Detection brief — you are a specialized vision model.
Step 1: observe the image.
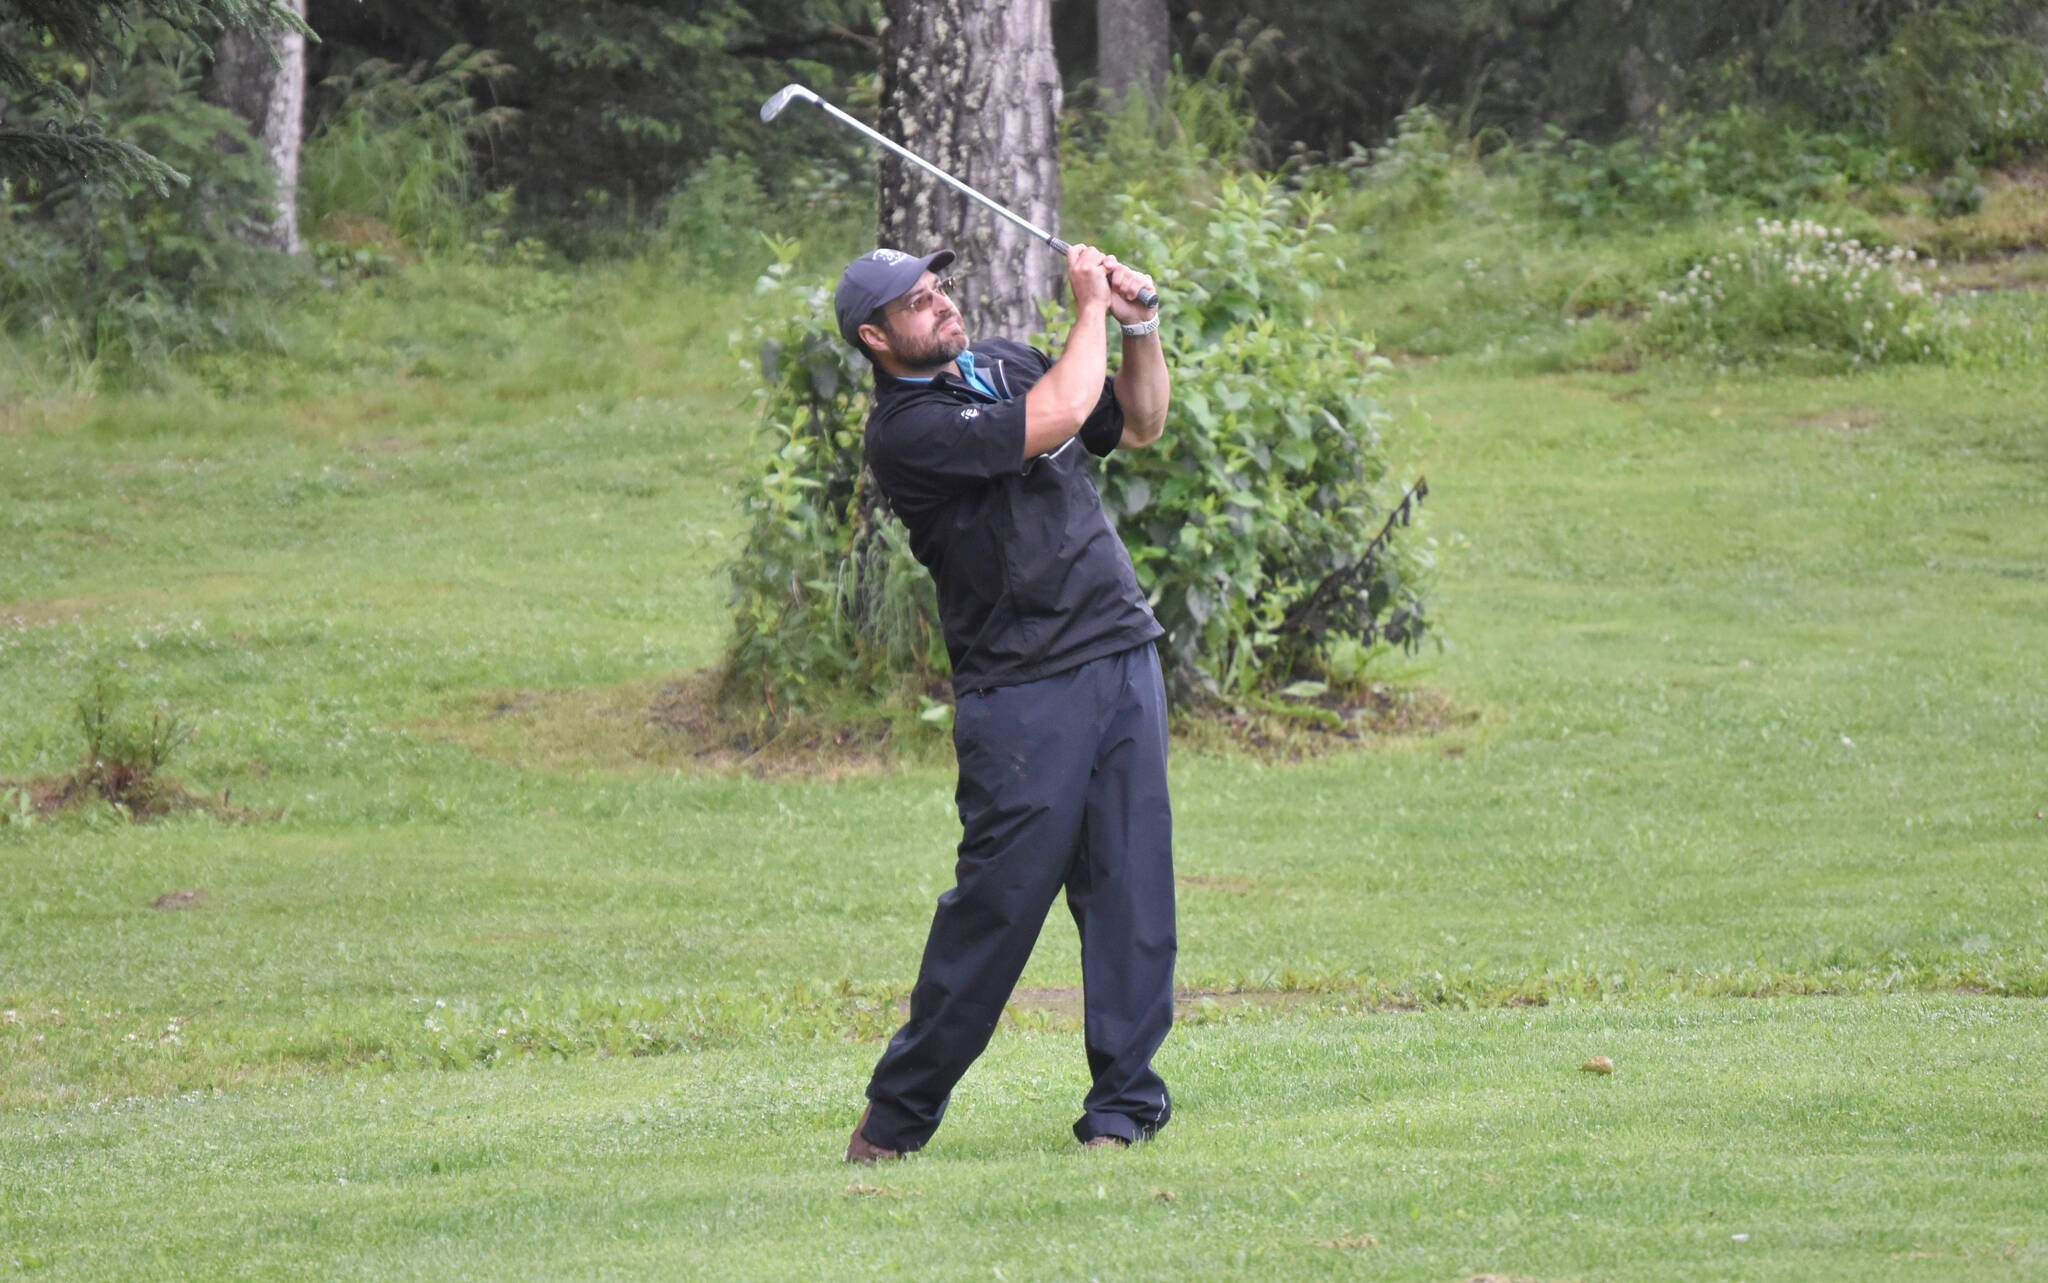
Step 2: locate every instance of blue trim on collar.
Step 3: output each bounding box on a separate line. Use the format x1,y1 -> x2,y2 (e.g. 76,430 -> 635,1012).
956,351 -> 1000,399
896,350 -> 1003,400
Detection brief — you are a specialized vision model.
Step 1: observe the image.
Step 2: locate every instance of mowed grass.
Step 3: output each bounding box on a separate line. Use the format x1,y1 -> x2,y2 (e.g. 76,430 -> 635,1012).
6,1001 -> 2045,1281
3,250 -> 2046,1279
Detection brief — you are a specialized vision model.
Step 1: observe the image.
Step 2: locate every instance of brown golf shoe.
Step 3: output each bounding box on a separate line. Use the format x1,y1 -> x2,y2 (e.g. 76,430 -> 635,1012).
845,1103 -> 901,1163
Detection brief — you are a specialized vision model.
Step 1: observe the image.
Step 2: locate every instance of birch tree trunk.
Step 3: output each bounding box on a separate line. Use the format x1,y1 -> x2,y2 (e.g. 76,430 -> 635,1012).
203,0 -> 307,254
878,0 -> 1062,342
1097,0 -> 1171,111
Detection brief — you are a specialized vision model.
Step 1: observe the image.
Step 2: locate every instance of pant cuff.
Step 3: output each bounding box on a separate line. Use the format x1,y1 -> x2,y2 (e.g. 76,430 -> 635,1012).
1072,1111 -> 1156,1146
861,1094 -> 933,1154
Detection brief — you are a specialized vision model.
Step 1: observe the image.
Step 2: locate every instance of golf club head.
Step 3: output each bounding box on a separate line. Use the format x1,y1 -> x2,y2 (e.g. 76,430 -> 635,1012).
760,84 -> 821,123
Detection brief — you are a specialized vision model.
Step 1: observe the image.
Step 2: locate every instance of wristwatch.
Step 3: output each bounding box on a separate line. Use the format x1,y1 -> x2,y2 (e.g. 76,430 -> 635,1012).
1119,315 -> 1161,337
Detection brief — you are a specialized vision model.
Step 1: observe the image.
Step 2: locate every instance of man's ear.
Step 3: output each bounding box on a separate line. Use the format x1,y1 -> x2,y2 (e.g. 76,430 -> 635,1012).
858,320 -> 890,357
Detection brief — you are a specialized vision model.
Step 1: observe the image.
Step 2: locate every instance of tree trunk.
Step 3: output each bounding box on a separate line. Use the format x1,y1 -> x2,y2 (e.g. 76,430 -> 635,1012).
1612,0 -> 1669,137
1617,43 -> 1654,131
1097,0 -> 1171,111
878,0 -> 1062,342
203,0 -> 307,254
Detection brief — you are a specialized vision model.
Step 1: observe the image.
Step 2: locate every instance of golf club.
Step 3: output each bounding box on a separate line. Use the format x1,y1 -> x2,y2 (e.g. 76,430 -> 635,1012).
761,83 -> 1161,310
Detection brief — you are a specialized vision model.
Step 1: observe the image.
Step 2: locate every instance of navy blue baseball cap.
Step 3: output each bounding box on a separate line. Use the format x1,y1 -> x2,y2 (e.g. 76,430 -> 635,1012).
834,247 -> 955,346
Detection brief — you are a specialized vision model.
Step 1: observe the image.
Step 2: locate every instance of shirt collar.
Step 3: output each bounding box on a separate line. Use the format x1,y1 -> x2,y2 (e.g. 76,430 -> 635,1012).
881,348 -> 1002,400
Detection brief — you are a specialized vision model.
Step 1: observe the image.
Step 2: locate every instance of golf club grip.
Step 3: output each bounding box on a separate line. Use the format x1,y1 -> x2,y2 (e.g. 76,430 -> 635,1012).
1047,237 -> 1161,310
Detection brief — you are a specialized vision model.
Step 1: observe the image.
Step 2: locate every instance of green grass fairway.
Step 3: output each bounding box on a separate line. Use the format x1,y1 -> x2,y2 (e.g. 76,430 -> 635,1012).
5,1002 -> 2043,1280
3,265 -> 2045,1280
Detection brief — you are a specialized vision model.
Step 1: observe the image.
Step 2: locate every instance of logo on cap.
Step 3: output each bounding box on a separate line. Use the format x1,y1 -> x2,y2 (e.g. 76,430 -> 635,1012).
870,249 -> 909,265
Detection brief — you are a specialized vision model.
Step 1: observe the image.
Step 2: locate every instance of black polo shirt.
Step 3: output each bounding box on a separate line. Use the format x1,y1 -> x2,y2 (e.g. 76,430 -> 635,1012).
864,336 -> 1163,694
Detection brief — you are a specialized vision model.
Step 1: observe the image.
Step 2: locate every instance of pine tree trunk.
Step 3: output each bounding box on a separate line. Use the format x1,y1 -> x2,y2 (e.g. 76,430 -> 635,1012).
878,0 -> 1062,342
1097,0 -> 1171,111
203,0 -> 307,254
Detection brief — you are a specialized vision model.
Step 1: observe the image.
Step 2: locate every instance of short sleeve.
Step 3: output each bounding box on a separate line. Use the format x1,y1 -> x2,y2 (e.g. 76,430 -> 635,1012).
866,396 -> 1028,512
1079,376 -> 1126,457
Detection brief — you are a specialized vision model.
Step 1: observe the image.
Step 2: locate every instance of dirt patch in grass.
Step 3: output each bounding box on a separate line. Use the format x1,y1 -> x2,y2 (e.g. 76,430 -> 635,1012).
424,670 -> 932,780
1,596 -> 108,626
5,770 -> 254,824
643,674 -> 918,779
1175,684 -> 1479,762
427,671 -> 1473,779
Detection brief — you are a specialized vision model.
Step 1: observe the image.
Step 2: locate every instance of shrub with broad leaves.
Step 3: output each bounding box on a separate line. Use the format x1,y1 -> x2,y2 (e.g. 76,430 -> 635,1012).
718,246 -> 944,732
719,177 -> 1435,727
1077,174 -> 1433,701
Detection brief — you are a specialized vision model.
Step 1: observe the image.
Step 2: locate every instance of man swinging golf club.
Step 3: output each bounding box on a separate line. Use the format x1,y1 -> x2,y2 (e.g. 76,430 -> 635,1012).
838,240 -> 1175,1160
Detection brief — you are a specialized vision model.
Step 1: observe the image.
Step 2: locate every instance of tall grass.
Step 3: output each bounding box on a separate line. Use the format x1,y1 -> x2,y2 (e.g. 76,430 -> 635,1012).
1306,105 -> 2048,376
299,46 -> 517,254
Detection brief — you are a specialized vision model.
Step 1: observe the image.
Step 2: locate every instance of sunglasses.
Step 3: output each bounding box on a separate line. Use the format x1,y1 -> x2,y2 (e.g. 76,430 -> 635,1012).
890,276 -> 958,317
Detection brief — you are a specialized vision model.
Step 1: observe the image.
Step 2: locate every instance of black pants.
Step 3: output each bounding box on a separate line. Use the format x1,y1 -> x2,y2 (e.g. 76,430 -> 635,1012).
861,643 -> 1177,1151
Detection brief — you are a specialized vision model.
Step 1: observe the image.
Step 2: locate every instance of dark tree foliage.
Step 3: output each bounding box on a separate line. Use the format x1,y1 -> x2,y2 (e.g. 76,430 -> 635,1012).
303,0 -> 879,225
1054,0 -> 2048,163
0,15 -> 291,381
0,0 -> 306,193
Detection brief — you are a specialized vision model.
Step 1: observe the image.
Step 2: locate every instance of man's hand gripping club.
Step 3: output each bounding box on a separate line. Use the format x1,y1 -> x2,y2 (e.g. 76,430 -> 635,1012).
1022,244 -> 1168,459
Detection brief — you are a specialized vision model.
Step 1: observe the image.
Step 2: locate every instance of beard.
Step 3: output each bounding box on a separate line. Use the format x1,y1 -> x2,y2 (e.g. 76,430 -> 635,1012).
887,315 -> 969,374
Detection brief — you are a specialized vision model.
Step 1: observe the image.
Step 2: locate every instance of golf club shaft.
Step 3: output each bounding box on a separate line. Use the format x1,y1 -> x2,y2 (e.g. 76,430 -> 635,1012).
804,95 -> 1161,311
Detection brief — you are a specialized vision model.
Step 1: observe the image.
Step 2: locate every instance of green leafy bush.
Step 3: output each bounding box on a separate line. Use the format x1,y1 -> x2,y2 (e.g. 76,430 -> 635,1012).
1074,174 -> 1432,699
717,247 -> 945,731
1644,217 -> 1949,367
1342,107 -> 1467,222
718,176 -> 1434,723
659,152 -> 775,272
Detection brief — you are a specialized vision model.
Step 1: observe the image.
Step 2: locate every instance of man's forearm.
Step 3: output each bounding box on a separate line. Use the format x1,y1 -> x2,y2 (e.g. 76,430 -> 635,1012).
1114,331 -> 1170,447
1022,301 -> 1112,458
